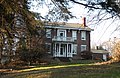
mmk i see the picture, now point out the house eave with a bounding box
[45,25,93,31]
[91,50,110,54]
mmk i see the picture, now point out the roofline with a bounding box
[91,50,110,53]
[45,25,94,31]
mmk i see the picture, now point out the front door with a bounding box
[60,44,66,57]
[54,43,73,57]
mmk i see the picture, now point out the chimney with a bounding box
[82,17,86,27]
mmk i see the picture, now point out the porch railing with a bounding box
[53,51,73,57]
[52,36,76,42]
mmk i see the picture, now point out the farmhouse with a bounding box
[44,18,93,59]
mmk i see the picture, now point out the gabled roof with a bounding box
[44,22,94,31]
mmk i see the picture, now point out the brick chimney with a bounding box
[82,17,86,27]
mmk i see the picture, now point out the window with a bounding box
[57,30,66,37]
[81,45,87,51]
[16,20,21,25]
[60,32,64,37]
[59,30,66,37]
[73,44,77,54]
[46,29,51,38]
[81,31,86,40]
[46,43,51,53]
[72,31,77,40]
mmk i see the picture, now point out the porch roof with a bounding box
[91,50,110,54]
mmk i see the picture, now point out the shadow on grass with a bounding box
[1,60,120,78]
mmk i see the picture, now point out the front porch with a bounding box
[53,43,73,57]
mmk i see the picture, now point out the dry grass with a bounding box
[1,60,120,78]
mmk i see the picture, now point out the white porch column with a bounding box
[71,44,73,57]
[54,43,56,57]
[59,43,61,57]
[65,44,67,57]
[67,44,68,57]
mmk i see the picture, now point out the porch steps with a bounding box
[57,57,71,62]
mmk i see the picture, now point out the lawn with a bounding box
[1,60,120,78]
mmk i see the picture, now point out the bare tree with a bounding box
[112,41,120,62]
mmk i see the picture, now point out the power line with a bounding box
[109,22,120,37]
[97,17,117,43]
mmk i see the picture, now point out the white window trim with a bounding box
[72,31,77,40]
[81,45,87,51]
[73,44,77,54]
[81,31,86,40]
[57,29,66,37]
[46,29,51,38]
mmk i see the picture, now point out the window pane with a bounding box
[46,43,51,53]
[73,44,77,54]
[72,31,77,40]
[81,45,87,51]
[46,29,51,38]
[81,31,86,40]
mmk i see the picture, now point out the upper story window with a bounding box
[57,30,66,37]
[81,45,87,51]
[46,29,51,38]
[81,31,86,40]
[72,31,77,40]
[60,31,64,37]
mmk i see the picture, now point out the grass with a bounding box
[1,60,120,78]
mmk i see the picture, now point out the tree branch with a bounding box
[70,0,102,9]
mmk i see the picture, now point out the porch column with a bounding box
[67,44,68,57]
[54,43,56,57]
[65,44,67,57]
[71,44,73,57]
[59,43,61,57]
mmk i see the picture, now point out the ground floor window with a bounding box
[81,45,87,52]
[46,43,51,53]
[73,44,77,54]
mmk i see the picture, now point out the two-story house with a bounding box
[44,18,93,59]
